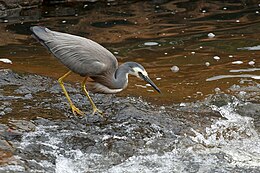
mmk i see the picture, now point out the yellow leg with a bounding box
[82,77,103,116]
[58,71,84,116]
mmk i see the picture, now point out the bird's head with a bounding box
[128,62,161,93]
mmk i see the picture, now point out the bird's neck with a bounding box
[112,62,131,89]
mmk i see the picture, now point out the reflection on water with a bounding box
[0,0,259,104]
[206,74,260,81]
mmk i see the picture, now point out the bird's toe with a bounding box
[71,105,85,116]
[92,108,104,117]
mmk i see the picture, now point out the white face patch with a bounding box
[130,67,148,78]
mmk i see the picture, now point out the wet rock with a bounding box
[0,0,42,10]
[0,69,21,86]
[1,130,23,141]
[9,120,36,133]
[24,93,33,99]
[63,135,96,150]
[0,139,13,151]
[206,93,236,107]
[0,150,15,166]
[171,65,179,72]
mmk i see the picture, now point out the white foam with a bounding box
[190,101,260,167]
[238,45,260,50]
[107,150,184,173]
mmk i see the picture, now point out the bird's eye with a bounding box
[138,72,143,77]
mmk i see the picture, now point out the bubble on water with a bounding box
[232,61,243,64]
[144,42,159,46]
[200,46,203,49]
[205,62,210,66]
[214,87,221,93]
[208,33,215,38]
[0,58,12,64]
[62,20,66,24]
[171,66,179,72]
[236,20,240,23]
[256,11,259,14]
[228,55,234,58]
[156,77,161,80]
[213,56,220,60]
[164,52,168,55]
[223,7,227,10]
[83,4,88,8]
[3,19,8,23]
[202,10,207,13]
[191,51,195,55]
[248,61,255,66]
[113,51,119,55]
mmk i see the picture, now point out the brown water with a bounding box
[0,0,259,104]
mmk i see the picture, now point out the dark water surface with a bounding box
[0,0,259,104]
[0,0,260,172]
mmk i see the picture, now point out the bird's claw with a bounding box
[92,107,104,117]
[71,105,85,116]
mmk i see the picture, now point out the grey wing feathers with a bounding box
[30,26,118,76]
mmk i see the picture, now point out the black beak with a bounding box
[140,74,161,93]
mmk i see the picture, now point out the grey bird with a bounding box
[30,26,161,116]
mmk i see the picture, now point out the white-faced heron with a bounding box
[30,26,161,116]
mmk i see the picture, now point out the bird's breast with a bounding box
[91,82,123,94]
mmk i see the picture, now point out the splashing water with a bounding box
[191,99,260,168]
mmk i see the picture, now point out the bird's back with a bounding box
[31,26,118,77]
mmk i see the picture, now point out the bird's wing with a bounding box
[31,26,118,76]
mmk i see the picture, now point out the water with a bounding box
[0,0,259,172]
[0,0,259,104]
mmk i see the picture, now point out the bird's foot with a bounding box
[92,107,104,117]
[71,105,85,116]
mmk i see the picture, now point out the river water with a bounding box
[0,0,259,172]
